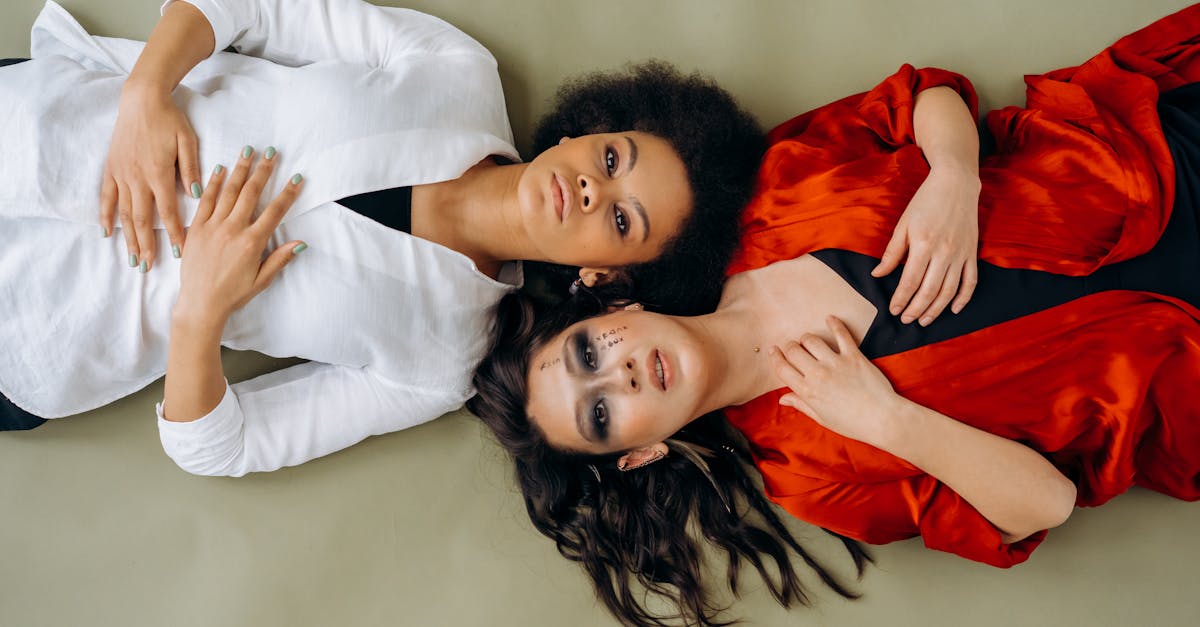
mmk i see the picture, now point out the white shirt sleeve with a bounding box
[155,361,462,477]
[162,0,492,68]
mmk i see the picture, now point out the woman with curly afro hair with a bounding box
[1,0,767,477]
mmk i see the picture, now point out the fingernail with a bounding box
[172,244,181,259]
[920,316,932,326]
[290,173,303,185]
[890,306,901,315]
[190,182,202,199]
[139,260,149,274]
[102,226,110,238]
[901,315,914,324]
[213,164,224,175]
[264,146,277,160]
[128,253,138,268]
[242,145,253,159]
[292,242,308,255]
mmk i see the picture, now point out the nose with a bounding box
[602,358,640,392]
[576,173,606,214]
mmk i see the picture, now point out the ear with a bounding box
[578,267,630,288]
[616,442,669,471]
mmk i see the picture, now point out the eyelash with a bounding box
[603,146,629,238]
[578,335,610,436]
[605,146,618,175]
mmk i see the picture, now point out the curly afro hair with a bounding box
[527,61,764,315]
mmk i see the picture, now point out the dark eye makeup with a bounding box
[573,329,610,440]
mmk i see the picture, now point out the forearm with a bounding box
[162,308,228,423]
[913,86,980,180]
[881,399,1077,542]
[125,1,215,95]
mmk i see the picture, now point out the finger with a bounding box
[194,164,227,225]
[99,173,117,238]
[769,346,809,392]
[779,340,820,373]
[116,183,139,268]
[178,130,202,201]
[889,252,929,316]
[252,171,304,238]
[152,182,185,260]
[778,393,816,417]
[214,146,254,222]
[951,259,979,314]
[798,333,837,361]
[898,256,945,323]
[916,263,962,326]
[826,315,860,357]
[131,185,156,272]
[231,146,278,223]
[897,248,931,317]
[251,240,307,296]
[872,228,908,277]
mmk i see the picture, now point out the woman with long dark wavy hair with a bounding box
[469,7,1200,625]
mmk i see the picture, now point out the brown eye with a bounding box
[593,401,608,426]
[614,206,628,236]
[605,147,618,175]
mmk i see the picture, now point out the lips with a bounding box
[648,349,670,391]
[552,173,572,223]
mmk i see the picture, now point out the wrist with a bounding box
[171,300,229,339]
[121,75,175,102]
[873,396,927,452]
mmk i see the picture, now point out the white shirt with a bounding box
[0,0,521,476]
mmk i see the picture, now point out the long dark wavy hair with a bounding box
[467,292,873,627]
[527,61,765,315]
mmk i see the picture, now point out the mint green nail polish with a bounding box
[172,244,181,259]
[242,145,253,159]
[129,253,138,268]
[139,260,148,274]
[213,164,224,175]
[264,146,277,160]
[102,226,110,238]
[290,174,303,185]
[292,242,308,255]
[190,182,202,199]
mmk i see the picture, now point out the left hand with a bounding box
[871,167,980,326]
[770,316,903,449]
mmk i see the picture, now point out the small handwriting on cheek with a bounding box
[596,326,628,350]
[538,357,562,371]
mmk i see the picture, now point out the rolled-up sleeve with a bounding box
[161,0,492,68]
[156,361,463,477]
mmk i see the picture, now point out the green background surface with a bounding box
[2,1,1199,626]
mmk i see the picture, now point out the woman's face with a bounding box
[517,131,692,269]
[525,309,712,455]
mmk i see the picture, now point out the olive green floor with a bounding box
[2,2,1198,626]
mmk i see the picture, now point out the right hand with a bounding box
[100,81,202,272]
[174,147,305,329]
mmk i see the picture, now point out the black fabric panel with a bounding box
[335,186,413,234]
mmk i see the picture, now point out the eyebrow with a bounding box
[623,137,651,243]
[562,331,599,443]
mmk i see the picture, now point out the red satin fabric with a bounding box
[724,5,1200,567]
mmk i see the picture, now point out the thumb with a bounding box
[252,240,307,295]
[872,228,908,277]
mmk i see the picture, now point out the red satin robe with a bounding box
[724,6,1200,567]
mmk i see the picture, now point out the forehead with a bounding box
[526,324,585,450]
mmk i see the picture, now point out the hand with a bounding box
[871,167,980,326]
[770,316,903,449]
[100,81,202,272]
[173,147,305,329]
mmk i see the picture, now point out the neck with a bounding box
[676,295,781,415]
[411,160,545,274]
